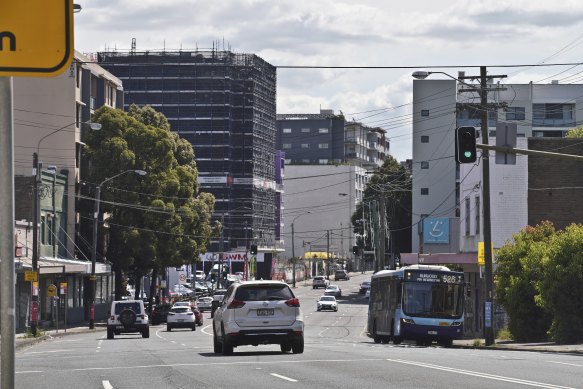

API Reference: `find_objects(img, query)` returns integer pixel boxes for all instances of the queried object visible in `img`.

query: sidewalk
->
[453,339,583,354]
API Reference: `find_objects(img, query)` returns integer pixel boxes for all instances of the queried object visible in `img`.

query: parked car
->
[317,295,338,311]
[197,296,213,311]
[365,289,370,299]
[213,280,304,355]
[325,285,342,298]
[312,276,328,289]
[107,300,149,339]
[192,281,209,296]
[166,306,196,331]
[173,284,195,297]
[359,280,371,294]
[212,288,228,302]
[150,303,173,325]
[334,269,350,281]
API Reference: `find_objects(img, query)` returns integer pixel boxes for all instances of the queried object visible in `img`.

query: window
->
[465,198,471,236]
[421,109,429,117]
[282,143,291,149]
[301,159,310,163]
[421,135,429,143]
[301,128,310,133]
[475,196,480,235]
[533,104,575,126]
[420,161,429,169]
[283,128,292,134]
[301,143,310,149]
[284,159,291,164]
[319,128,329,134]
[318,143,329,149]
[319,159,328,164]
[506,107,525,121]
[420,188,429,195]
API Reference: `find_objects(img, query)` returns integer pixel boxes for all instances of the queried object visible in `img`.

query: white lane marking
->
[23,349,73,355]
[98,339,103,346]
[386,358,574,389]
[271,373,298,383]
[201,324,213,336]
[171,341,176,344]
[181,344,187,347]
[548,361,583,367]
[155,328,166,340]
[15,371,43,374]
[102,380,114,389]
[318,328,330,337]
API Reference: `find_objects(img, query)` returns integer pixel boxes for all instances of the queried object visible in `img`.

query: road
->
[13,273,583,388]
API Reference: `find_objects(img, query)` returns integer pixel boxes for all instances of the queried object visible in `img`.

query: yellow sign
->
[478,242,495,266]
[88,275,97,281]
[25,271,38,282]
[47,284,57,297]
[0,0,74,77]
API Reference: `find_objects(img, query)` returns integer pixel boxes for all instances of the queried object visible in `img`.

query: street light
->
[89,169,146,329]
[31,120,101,335]
[291,211,311,288]
[412,68,498,346]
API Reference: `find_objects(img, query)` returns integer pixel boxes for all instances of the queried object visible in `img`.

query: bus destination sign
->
[405,270,462,284]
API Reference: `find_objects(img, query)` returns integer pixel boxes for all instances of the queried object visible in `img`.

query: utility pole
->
[378,198,386,271]
[31,153,40,336]
[326,230,330,280]
[291,221,296,288]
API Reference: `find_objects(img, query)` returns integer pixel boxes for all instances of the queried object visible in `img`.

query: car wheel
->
[373,322,381,344]
[142,326,150,338]
[167,325,171,332]
[107,327,114,340]
[191,325,196,331]
[213,327,221,354]
[381,337,389,344]
[221,339,234,355]
[291,338,304,354]
[334,307,338,312]
[393,336,403,345]
[280,343,292,353]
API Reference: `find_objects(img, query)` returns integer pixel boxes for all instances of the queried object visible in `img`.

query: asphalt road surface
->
[14,273,583,388]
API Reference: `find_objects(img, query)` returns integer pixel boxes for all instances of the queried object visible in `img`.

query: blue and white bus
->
[367,265,464,347]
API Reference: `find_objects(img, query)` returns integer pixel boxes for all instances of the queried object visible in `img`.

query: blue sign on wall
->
[423,217,450,244]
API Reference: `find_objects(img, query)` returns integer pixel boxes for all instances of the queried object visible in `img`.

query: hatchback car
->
[359,280,371,294]
[197,296,213,311]
[312,276,328,289]
[334,270,350,281]
[167,306,196,331]
[213,281,304,355]
[317,296,338,311]
[325,285,342,298]
[172,301,203,325]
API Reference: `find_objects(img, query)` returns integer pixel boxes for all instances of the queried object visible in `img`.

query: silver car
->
[212,281,304,355]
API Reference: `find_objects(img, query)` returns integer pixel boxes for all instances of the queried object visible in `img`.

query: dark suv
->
[334,270,350,281]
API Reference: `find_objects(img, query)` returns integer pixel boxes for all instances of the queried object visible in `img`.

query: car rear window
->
[234,285,293,301]
[171,307,190,313]
[114,302,141,314]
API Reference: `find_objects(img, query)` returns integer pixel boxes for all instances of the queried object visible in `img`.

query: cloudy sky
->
[75,0,583,162]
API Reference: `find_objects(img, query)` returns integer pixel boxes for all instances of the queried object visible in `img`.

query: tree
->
[566,126,583,138]
[351,156,412,264]
[537,224,583,343]
[494,222,555,341]
[80,105,216,301]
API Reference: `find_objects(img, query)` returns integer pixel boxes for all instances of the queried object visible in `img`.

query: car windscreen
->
[320,296,335,301]
[114,302,141,314]
[234,285,294,301]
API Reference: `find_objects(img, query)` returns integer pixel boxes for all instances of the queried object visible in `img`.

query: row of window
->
[284,158,330,165]
[282,128,329,134]
[282,143,329,149]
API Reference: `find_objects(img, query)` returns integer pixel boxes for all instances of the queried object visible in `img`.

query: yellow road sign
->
[25,271,38,282]
[0,0,74,77]
[478,242,495,266]
[47,284,57,297]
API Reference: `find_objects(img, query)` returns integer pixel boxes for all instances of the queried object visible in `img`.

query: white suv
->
[212,281,304,355]
[107,300,149,339]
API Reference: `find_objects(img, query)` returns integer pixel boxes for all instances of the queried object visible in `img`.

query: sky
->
[74,0,583,162]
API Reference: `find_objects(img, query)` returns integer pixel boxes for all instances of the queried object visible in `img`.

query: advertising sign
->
[423,217,450,244]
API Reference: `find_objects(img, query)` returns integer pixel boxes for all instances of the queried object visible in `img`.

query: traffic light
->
[250,244,257,255]
[352,245,359,255]
[222,270,228,280]
[455,126,477,164]
[210,273,216,283]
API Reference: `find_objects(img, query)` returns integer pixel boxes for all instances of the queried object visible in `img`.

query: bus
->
[367,265,464,347]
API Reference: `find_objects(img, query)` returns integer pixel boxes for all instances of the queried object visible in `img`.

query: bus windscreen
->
[402,282,463,318]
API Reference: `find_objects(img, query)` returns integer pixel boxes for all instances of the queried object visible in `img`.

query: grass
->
[472,339,483,347]
[20,328,45,338]
[496,327,513,341]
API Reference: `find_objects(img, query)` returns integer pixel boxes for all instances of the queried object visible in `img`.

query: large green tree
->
[351,156,412,264]
[81,105,216,301]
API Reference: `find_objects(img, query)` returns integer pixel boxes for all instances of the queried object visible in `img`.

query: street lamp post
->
[291,211,311,288]
[89,169,146,329]
[31,121,101,335]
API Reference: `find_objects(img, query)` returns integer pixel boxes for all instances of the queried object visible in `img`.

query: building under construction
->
[97,48,280,256]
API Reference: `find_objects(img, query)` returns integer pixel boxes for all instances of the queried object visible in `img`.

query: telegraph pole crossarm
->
[478,144,583,162]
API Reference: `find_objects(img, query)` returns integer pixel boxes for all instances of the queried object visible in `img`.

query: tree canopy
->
[566,126,583,138]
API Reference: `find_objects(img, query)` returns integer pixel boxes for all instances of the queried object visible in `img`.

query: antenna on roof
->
[131,38,136,54]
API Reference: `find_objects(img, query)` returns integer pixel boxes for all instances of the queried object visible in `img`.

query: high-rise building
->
[97,49,280,255]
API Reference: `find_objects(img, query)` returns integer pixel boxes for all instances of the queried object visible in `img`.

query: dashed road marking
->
[271,373,298,383]
[102,380,114,389]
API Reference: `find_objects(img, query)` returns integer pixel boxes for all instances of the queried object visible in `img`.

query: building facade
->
[97,49,280,257]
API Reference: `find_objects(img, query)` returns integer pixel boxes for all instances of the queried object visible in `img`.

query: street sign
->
[25,271,38,282]
[47,284,57,297]
[60,282,68,295]
[0,0,74,77]
[478,242,495,266]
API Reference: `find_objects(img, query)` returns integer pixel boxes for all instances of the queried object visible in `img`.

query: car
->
[334,270,350,281]
[359,280,371,294]
[107,300,149,339]
[173,301,204,326]
[317,295,338,311]
[173,284,195,297]
[365,289,370,299]
[325,285,342,298]
[312,276,328,289]
[212,288,228,302]
[192,281,210,296]
[197,296,213,311]
[166,306,197,331]
[194,270,205,279]
[150,303,173,325]
[212,280,304,355]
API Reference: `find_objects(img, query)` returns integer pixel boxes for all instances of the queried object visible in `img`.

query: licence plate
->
[177,319,184,322]
[256,308,274,316]
[428,330,438,335]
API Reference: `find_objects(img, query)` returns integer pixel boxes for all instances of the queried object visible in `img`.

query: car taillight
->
[187,312,194,315]
[138,314,144,319]
[110,316,115,321]
[285,298,300,307]
[227,299,246,309]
